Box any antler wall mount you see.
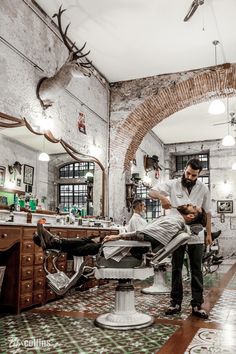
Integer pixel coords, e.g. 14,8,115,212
37,6,92,109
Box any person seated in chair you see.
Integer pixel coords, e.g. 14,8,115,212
34,204,206,261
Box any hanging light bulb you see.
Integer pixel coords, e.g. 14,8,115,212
208,40,225,115
38,136,50,161
208,99,225,115
39,152,50,161
222,135,235,146
221,97,235,146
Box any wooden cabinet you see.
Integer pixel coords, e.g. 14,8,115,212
0,225,118,313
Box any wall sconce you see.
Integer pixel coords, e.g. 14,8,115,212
144,155,162,178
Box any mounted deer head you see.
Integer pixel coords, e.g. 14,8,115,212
37,6,92,109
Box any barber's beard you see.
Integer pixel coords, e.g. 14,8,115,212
181,173,197,189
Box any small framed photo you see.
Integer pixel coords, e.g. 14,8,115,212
23,165,34,185
217,200,233,213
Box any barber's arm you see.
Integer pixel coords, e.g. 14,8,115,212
205,212,212,245
148,189,172,209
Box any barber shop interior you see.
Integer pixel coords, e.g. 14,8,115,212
1,1,236,353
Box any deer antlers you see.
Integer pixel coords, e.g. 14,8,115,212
53,5,92,68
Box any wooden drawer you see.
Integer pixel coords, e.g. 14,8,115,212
23,228,36,239
45,288,57,301
0,227,21,251
34,252,44,264
34,265,45,278
68,230,87,238
34,277,45,290
21,279,33,294
50,228,67,237
21,266,33,280
57,262,66,272
20,294,33,308
33,291,44,304
87,230,100,238
21,254,34,266
22,240,34,253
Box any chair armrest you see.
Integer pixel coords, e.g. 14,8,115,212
102,240,151,248
150,232,190,266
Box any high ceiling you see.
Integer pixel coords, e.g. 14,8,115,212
35,0,236,144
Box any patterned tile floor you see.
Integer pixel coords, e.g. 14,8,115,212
0,312,178,353
185,328,236,354
0,259,235,353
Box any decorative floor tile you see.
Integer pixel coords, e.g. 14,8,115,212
185,328,236,354
0,312,178,353
207,289,236,325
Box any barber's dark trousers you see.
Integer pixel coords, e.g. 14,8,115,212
171,243,204,308
59,237,101,256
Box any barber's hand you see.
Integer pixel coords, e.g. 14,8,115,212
160,197,172,209
103,235,120,243
205,234,212,246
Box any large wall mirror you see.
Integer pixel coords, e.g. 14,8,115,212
0,112,105,217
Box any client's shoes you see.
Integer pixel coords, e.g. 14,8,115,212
192,306,208,319
34,221,61,250
165,304,181,315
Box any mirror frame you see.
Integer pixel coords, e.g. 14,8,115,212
0,111,105,216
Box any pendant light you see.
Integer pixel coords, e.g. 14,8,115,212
221,97,235,147
38,136,50,161
208,40,225,115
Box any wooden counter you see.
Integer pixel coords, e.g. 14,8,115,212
0,224,118,314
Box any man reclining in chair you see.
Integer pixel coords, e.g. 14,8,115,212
34,204,206,262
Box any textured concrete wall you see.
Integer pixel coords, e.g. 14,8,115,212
0,0,109,211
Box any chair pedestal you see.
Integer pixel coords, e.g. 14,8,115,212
94,279,154,330
141,267,170,294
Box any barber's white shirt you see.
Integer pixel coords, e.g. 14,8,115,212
151,178,211,244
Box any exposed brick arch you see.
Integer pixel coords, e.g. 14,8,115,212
110,63,236,171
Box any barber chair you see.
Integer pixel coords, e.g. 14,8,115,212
141,232,190,294
94,240,154,330
43,250,93,296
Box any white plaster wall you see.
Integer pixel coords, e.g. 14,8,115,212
0,0,109,212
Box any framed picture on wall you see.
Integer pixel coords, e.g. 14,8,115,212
217,200,233,213
23,165,34,185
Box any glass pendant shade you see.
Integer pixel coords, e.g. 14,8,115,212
208,99,225,115
232,162,236,170
39,152,50,161
221,135,235,147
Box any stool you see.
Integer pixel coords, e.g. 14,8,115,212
94,240,154,330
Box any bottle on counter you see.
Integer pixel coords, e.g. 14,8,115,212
26,210,32,224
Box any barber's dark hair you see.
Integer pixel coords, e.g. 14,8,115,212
186,158,203,173
192,207,207,227
132,198,144,210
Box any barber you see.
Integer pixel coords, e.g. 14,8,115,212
149,158,211,319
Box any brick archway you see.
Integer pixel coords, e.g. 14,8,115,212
110,63,236,171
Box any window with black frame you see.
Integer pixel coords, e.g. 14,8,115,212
175,153,210,187
136,184,161,221
58,162,95,212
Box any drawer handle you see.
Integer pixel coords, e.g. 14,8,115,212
57,232,62,236
1,233,7,238
27,257,31,262
39,256,43,261
26,244,32,248
38,269,43,273
26,284,30,288
26,298,30,302
37,294,42,299
26,271,31,275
